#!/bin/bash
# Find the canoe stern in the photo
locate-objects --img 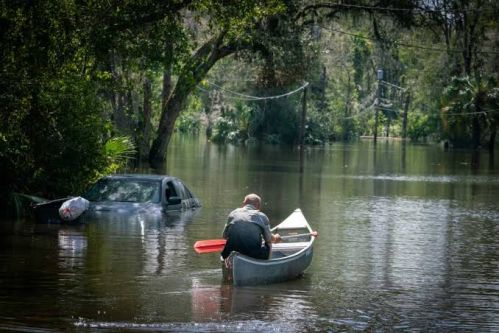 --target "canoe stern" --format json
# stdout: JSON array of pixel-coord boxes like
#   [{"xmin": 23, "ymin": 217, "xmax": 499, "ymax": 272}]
[{"xmin": 224, "ymin": 244, "xmax": 313, "ymax": 286}]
